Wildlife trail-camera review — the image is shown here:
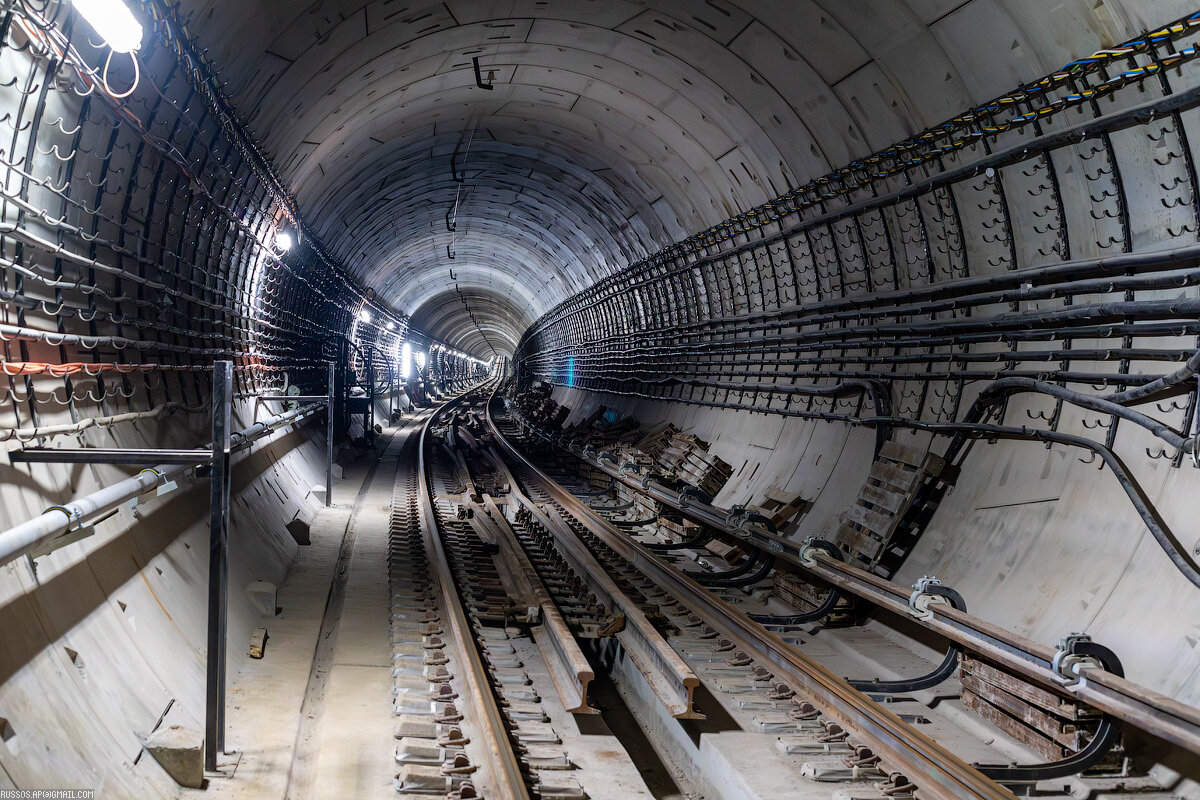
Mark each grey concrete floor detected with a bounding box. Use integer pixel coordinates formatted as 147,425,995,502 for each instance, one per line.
186,425,411,800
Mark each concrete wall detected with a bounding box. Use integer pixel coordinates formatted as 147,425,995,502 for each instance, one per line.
0,405,327,796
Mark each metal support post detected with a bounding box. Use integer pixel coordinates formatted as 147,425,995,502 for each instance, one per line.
367,354,375,445
326,362,335,507
335,337,348,440
205,361,233,772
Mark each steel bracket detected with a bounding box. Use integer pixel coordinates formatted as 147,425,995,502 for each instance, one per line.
1051,632,1103,691
43,504,82,530
908,576,946,620
797,536,823,568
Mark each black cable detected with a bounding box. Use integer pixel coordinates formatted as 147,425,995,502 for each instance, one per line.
846,583,966,694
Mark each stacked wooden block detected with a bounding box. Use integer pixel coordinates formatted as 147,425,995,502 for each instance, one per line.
513,385,570,431
960,655,1102,761
834,440,947,575
634,423,680,459
577,461,614,493
613,442,654,471
653,431,732,499
563,406,643,448
654,513,699,544
752,489,812,537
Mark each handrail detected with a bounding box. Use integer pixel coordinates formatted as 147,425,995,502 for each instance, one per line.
0,402,323,567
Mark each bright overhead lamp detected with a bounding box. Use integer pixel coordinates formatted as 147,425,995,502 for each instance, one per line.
73,0,144,53
358,309,372,324
275,231,293,251
401,343,412,379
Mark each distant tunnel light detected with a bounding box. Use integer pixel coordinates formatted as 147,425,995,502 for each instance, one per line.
73,0,143,53
401,343,412,380
275,231,293,251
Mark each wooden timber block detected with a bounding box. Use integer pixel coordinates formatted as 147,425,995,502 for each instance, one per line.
249,626,268,659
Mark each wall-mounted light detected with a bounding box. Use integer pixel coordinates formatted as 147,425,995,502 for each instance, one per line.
401,343,412,380
387,321,396,330
358,309,372,324
73,0,143,53
275,231,293,251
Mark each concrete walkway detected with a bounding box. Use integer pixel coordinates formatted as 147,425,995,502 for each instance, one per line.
187,423,414,800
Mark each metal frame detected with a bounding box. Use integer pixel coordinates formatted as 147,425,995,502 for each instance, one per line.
11,449,213,465
258,362,337,506
4,360,338,771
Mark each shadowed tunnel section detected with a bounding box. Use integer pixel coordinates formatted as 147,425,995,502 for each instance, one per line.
4,0,1200,796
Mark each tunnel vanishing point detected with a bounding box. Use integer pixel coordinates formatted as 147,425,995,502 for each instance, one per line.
3,1,1200,799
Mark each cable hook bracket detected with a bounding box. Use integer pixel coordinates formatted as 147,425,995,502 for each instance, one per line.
43,504,82,530
1051,632,1103,691
908,575,946,620
797,536,822,568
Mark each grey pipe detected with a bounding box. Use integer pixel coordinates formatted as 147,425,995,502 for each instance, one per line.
0,403,322,568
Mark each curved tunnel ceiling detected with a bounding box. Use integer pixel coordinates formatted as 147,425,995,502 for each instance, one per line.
178,0,1182,358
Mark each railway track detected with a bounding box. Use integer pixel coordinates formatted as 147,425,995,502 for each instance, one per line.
388,384,1186,800
482,405,1011,800
393,387,664,800
388,393,531,800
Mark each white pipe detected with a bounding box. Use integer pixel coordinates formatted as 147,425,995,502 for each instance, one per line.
0,404,322,567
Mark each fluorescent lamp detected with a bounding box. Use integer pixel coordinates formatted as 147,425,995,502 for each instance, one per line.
74,0,143,53
401,343,412,380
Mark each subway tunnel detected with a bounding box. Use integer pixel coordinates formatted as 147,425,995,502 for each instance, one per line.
3,0,1200,798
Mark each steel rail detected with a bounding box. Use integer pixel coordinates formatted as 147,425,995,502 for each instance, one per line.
508,482,703,719
487,399,1015,800
471,494,597,715
526,415,1200,757
417,393,533,800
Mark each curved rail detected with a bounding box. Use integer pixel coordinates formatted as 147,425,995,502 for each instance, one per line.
417,390,533,800
510,487,703,719
469,494,598,715
538,413,1200,757
486,394,1015,800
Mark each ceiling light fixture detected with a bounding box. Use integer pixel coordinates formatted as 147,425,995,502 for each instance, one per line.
73,0,143,53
